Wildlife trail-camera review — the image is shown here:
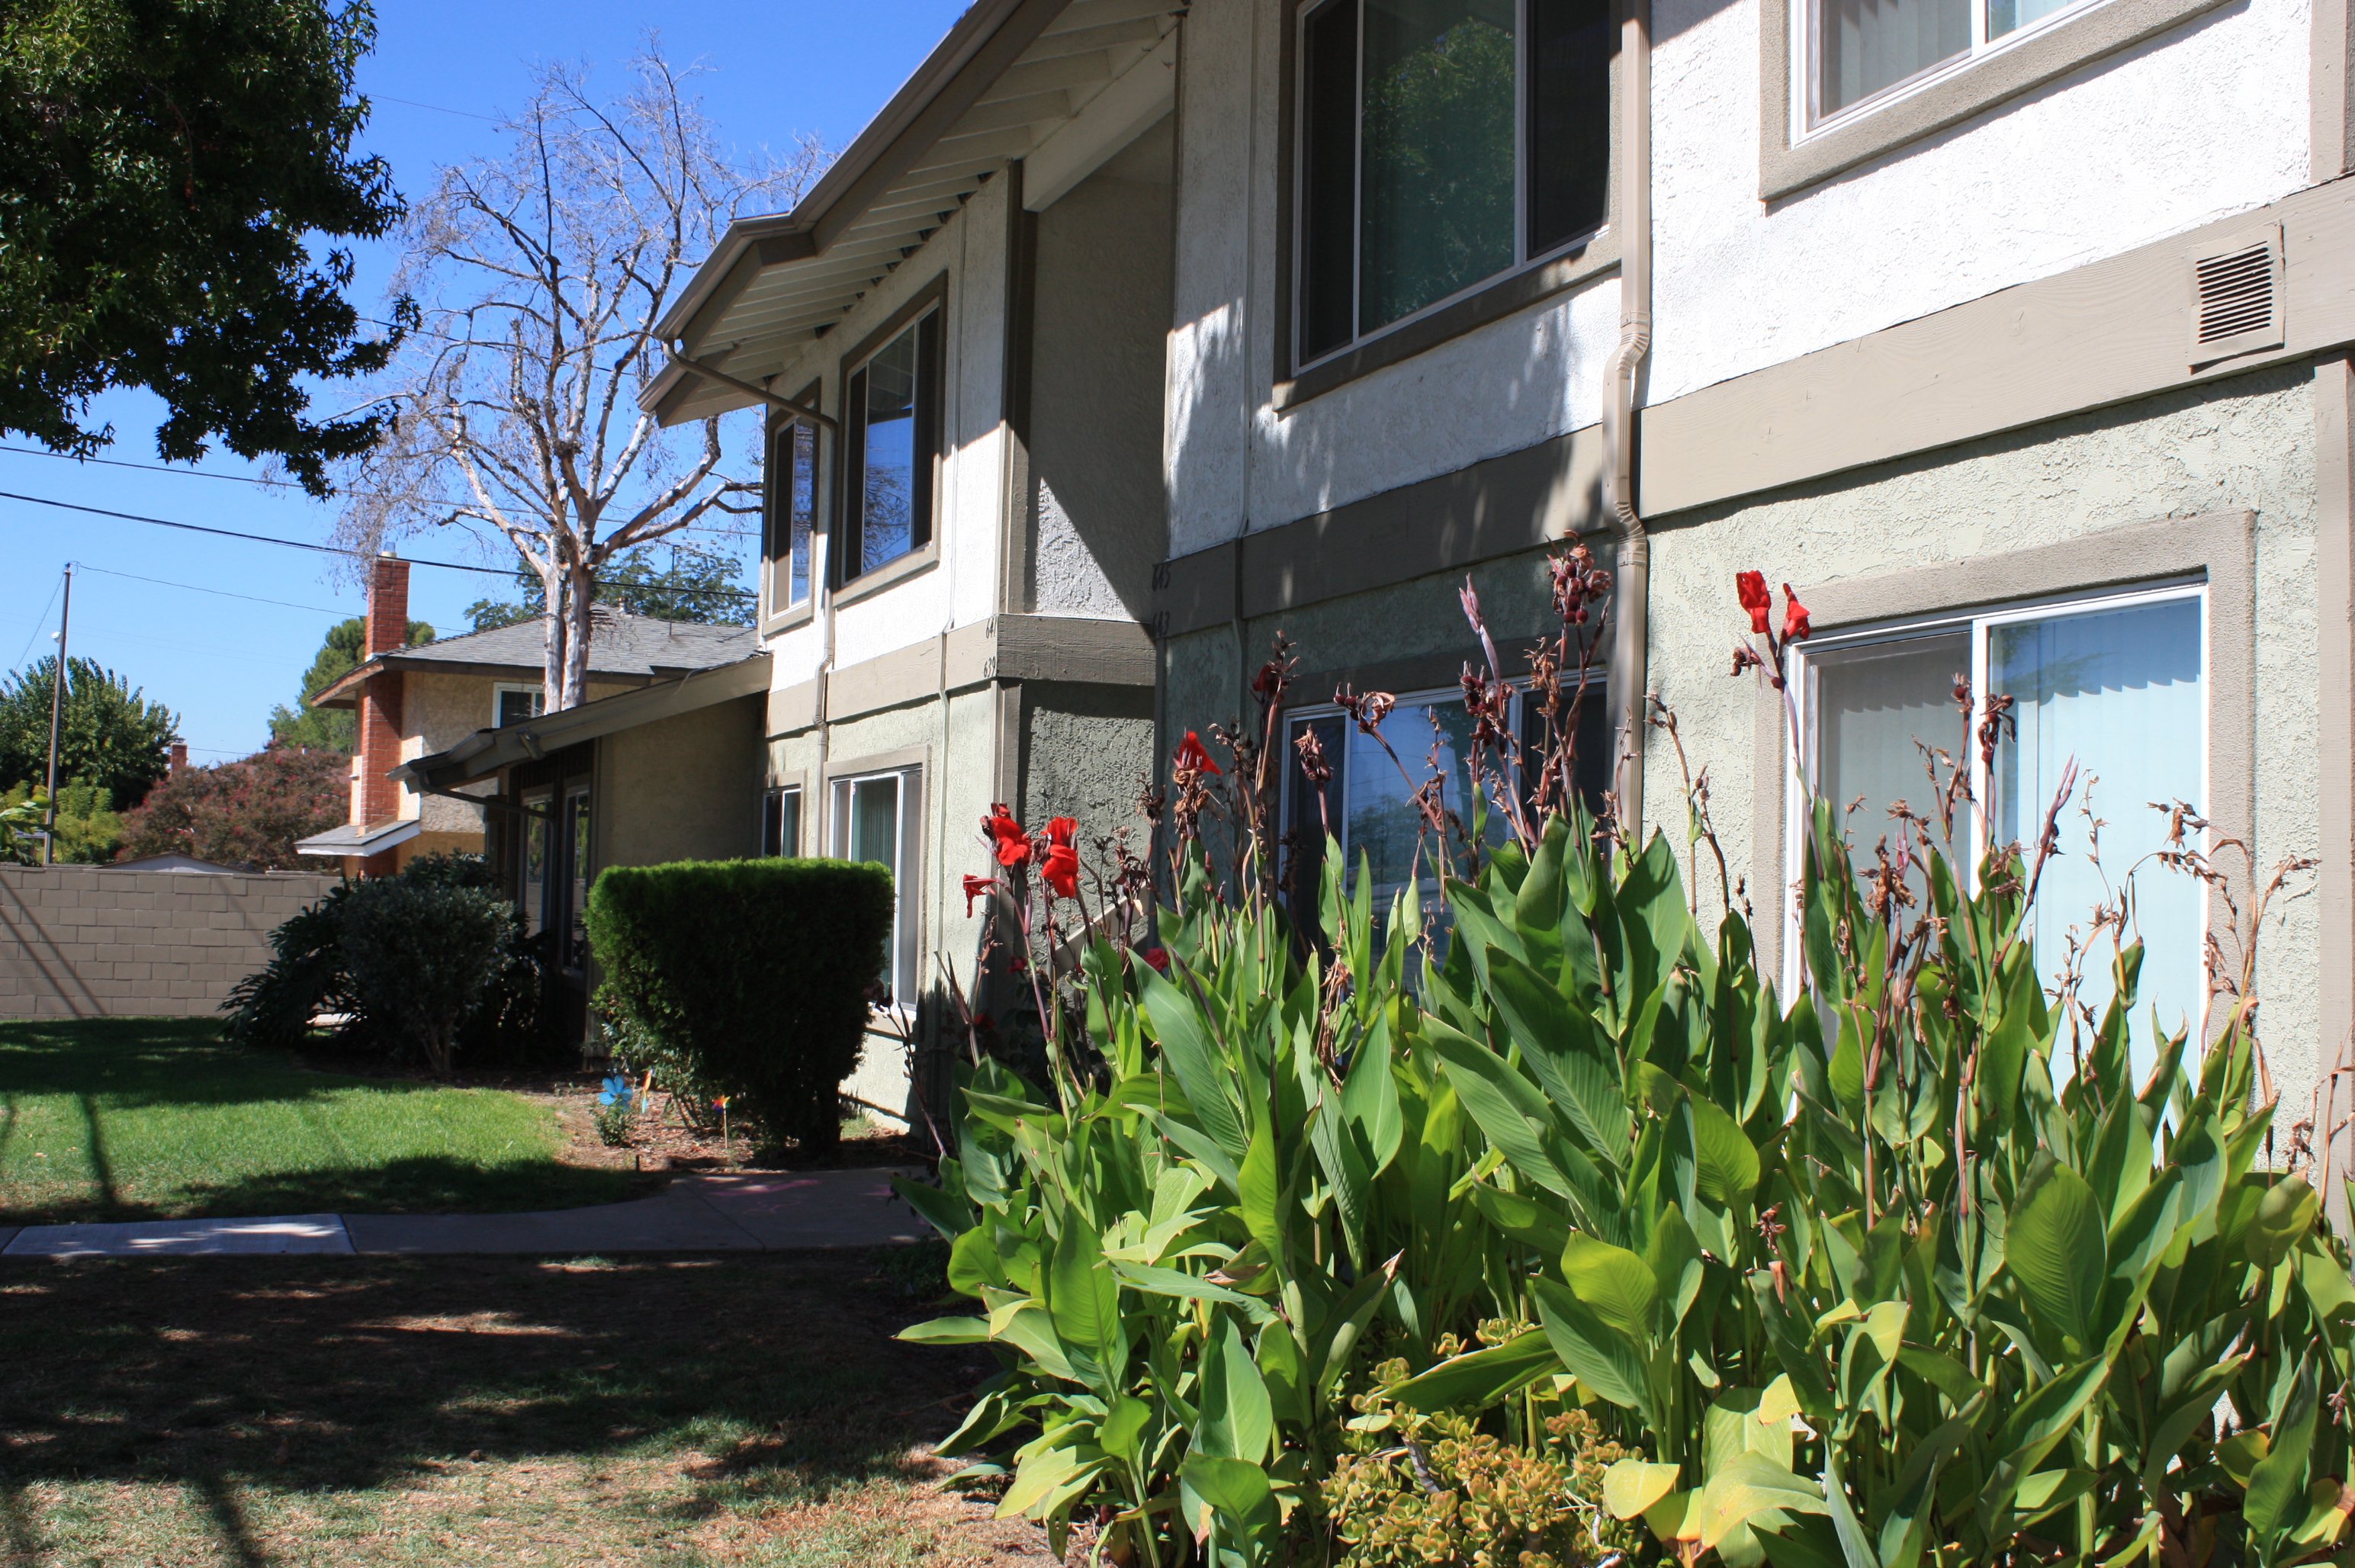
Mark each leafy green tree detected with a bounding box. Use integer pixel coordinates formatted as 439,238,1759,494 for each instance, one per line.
465,541,753,631
0,656,178,806
114,742,345,869
268,613,433,752
0,0,409,494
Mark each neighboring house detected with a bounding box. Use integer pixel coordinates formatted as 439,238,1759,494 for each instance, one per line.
1149,0,2354,1122
300,554,760,892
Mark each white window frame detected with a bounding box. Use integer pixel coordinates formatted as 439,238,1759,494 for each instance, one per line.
763,782,805,858
1795,0,2110,137
830,766,924,1013
1780,578,2209,1001
1292,0,1611,374
493,683,544,729
766,409,820,618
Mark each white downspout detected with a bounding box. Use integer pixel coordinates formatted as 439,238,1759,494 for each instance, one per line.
1601,0,1654,840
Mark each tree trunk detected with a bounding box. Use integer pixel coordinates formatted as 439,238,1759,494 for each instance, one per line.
561,557,596,709
540,556,567,714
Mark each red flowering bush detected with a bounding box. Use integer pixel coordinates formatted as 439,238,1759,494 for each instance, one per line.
117,743,345,869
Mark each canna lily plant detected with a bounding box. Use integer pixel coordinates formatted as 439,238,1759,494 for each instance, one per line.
897,558,2355,1568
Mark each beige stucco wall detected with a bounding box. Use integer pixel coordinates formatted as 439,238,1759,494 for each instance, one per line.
594,695,765,872
1161,362,2328,1111
396,671,635,839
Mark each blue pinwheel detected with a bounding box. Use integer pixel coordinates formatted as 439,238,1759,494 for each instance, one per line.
596,1075,637,1110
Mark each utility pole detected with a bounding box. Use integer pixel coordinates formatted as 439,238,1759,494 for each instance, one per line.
41,563,72,867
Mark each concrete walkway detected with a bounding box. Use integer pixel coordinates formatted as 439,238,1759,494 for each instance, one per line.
0,1168,930,1260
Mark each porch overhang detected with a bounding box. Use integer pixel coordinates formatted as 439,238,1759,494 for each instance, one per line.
394,654,773,793
294,818,423,859
646,0,1183,426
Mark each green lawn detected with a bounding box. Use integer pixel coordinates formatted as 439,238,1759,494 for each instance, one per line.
0,1253,1049,1566
0,1017,646,1223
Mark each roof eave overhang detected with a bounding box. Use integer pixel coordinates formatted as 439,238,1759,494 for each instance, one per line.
647,0,1078,423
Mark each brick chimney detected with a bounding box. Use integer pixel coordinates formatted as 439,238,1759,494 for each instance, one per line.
169,741,187,773
356,553,411,875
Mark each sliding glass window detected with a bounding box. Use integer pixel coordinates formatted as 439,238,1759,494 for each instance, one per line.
840,311,943,584
1296,0,1611,368
1806,0,2100,126
764,394,819,614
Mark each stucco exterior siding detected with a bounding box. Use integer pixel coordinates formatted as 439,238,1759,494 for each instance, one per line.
759,172,1015,696
1028,138,1174,620
1650,0,2314,405
1157,365,2326,1099
593,696,766,871
1166,0,1624,557
1020,682,1158,847
1643,362,2323,1094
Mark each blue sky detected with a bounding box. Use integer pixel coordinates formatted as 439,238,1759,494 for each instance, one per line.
0,1,968,766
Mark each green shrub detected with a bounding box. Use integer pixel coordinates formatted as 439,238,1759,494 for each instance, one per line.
339,876,517,1076
586,857,893,1153
222,853,547,1064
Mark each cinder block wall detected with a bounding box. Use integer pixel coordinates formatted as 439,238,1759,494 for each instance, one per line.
0,866,338,1020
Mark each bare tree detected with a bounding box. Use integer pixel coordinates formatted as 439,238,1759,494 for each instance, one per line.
339,47,824,708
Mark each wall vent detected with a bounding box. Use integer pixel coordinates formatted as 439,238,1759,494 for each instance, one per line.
2187,224,2284,366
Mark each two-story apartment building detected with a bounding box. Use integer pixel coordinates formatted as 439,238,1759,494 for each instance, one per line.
641,0,1181,1112
1144,0,2355,1148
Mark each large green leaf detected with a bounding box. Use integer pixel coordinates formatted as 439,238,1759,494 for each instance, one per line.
2007,1162,2106,1351
1047,1217,1121,1374
1563,1231,1659,1340
1696,1452,1828,1552
1387,1329,1559,1412
1534,1276,1650,1413
1486,946,1631,1163
1426,1016,1573,1196
2244,1354,2319,1556
1196,1317,1274,1464
1141,969,1248,1160
1687,1092,1762,1204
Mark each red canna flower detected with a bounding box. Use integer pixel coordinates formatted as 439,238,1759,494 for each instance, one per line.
1142,946,1171,973
1781,585,1812,643
1737,571,1772,635
983,804,1031,868
962,875,998,917
1045,815,1078,849
1173,731,1221,776
1042,842,1081,899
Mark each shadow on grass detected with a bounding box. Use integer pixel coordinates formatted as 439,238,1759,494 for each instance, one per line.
0,1254,989,1514
4,1155,657,1226
0,1017,446,1111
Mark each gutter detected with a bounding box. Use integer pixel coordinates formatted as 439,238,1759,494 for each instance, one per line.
1601,0,1654,840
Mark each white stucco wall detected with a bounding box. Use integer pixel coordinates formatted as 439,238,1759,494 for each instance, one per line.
1165,0,1621,557
1649,0,2314,403
759,171,1015,696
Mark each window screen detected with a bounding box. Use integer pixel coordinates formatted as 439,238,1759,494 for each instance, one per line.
842,310,942,583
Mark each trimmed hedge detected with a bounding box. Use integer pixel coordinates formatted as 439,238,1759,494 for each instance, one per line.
586,857,895,1152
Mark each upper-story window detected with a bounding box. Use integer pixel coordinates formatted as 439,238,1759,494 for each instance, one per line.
493,683,544,729
840,307,943,584
1296,0,1611,369
765,394,819,616
1807,0,2094,126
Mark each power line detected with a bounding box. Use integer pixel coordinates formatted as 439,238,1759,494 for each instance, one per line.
371,93,500,123
0,488,756,602
72,564,352,617
0,442,764,539
11,571,63,673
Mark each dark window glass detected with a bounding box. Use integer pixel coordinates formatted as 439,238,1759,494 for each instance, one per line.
761,786,802,858
767,419,816,609
1300,0,1361,361
843,313,940,583
1517,678,1614,819
1359,0,1518,333
562,784,591,971
496,687,544,729
1528,0,1611,253
1296,0,1610,367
